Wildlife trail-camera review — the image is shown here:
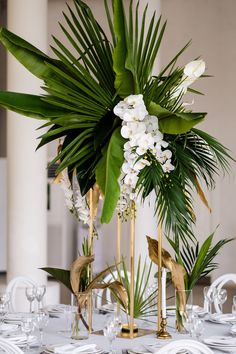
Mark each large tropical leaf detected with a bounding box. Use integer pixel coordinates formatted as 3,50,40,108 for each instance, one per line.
0,92,67,119
112,0,134,97
96,127,125,223
41,267,72,292
0,28,58,80
149,102,206,134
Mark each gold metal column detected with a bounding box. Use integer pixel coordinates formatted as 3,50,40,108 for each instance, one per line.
157,222,162,333
130,201,135,339
88,188,93,333
117,215,121,316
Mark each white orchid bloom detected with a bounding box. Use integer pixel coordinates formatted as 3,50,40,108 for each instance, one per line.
114,94,148,122
121,121,146,139
124,94,144,106
172,59,206,99
124,173,138,188
133,158,150,171
124,150,136,161
122,162,134,174
153,130,164,143
137,133,155,150
144,115,159,133
161,149,172,161
162,160,175,173
124,141,131,151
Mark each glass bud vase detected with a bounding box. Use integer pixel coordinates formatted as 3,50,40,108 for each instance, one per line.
175,289,193,333
71,292,91,340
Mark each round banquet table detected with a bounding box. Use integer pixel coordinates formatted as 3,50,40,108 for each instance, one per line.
13,312,233,354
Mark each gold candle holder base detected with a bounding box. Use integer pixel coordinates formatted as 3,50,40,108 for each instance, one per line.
121,323,138,338
157,318,172,339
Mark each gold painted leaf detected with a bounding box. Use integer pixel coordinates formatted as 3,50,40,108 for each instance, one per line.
86,184,101,220
195,175,212,213
146,235,187,313
70,255,94,294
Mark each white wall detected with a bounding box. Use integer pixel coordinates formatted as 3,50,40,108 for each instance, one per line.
0,158,7,271
160,0,236,278
47,0,236,278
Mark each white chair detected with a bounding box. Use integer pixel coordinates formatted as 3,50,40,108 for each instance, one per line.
6,276,38,312
95,271,130,310
157,339,214,354
205,273,236,313
0,337,24,353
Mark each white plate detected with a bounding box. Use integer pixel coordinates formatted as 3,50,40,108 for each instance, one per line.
204,336,236,347
208,313,236,324
97,304,116,313
4,313,23,325
46,344,104,354
7,335,37,348
0,323,19,333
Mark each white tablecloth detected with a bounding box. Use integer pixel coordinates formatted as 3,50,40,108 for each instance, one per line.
1,313,234,353
36,313,233,353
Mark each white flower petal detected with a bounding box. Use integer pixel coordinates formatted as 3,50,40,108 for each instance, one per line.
184,59,206,79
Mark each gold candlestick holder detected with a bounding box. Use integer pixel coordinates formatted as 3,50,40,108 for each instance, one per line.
157,316,172,339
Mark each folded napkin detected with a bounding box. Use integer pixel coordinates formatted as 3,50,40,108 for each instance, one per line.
0,323,18,332
7,334,35,345
53,343,97,354
211,313,236,322
204,336,236,346
231,324,236,334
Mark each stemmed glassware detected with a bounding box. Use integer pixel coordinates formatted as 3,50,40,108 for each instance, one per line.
35,285,46,311
25,287,36,313
203,286,217,314
217,288,227,313
192,317,204,340
232,295,236,316
20,314,36,352
0,292,10,331
103,320,118,354
35,310,49,348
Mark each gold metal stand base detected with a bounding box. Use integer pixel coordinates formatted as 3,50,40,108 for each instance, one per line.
157,318,172,339
93,328,156,339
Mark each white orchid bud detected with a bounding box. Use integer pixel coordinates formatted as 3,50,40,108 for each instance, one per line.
184,59,206,79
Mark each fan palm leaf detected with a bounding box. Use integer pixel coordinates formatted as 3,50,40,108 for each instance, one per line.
0,0,233,243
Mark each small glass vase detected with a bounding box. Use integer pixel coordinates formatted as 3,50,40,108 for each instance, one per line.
175,289,193,333
71,292,91,340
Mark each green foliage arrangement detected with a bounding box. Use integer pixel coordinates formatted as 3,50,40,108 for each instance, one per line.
111,257,157,318
0,0,233,242
167,229,234,291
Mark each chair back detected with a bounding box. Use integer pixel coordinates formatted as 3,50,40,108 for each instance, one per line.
6,276,38,312
157,339,214,354
0,337,24,353
205,273,236,313
95,270,130,310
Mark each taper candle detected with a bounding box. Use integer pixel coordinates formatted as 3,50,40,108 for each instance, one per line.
161,268,167,318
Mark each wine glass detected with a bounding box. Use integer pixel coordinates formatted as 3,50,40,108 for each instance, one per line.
217,288,227,313
232,296,236,316
113,314,122,335
35,285,46,311
21,315,36,352
0,303,8,333
182,310,196,336
25,287,36,313
203,286,217,314
103,321,117,353
192,317,204,340
35,310,49,348
0,292,10,332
